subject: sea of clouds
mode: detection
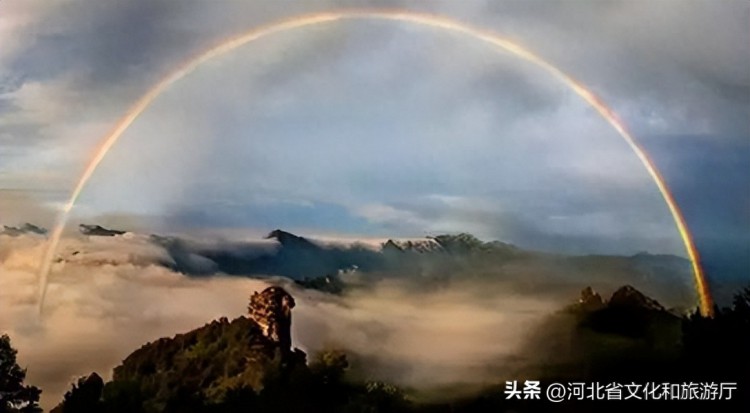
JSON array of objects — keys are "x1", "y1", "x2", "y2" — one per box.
[{"x1": 0, "y1": 233, "x2": 558, "y2": 409}]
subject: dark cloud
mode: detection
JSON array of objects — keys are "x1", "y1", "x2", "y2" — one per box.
[
  {"x1": 7, "y1": 1, "x2": 196, "y2": 83},
  {"x1": 642, "y1": 134, "x2": 750, "y2": 295}
]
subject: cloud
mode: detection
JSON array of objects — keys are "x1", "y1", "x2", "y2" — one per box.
[
  {"x1": 0, "y1": 189, "x2": 57, "y2": 227},
  {"x1": 491, "y1": 0, "x2": 750, "y2": 137},
  {"x1": 354, "y1": 203, "x2": 429, "y2": 229},
  {"x1": 0, "y1": 233, "x2": 562, "y2": 410},
  {"x1": 0, "y1": 248, "x2": 272, "y2": 410},
  {"x1": 0, "y1": 2, "x2": 746, "y2": 282},
  {"x1": 293, "y1": 280, "x2": 558, "y2": 388}
]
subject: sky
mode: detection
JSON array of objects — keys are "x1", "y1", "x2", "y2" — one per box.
[{"x1": 0, "y1": 0, "x2": 748, "y2": 285}]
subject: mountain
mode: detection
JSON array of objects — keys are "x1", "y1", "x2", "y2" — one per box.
[
  {"x1": 572, "y1": 285, "x2": 678, "y2": 338},
  {"x1": 577, "y1": 286, "x2": 605, "y2": 311},
  {"x1": 431, "y1": 233, "x2": 511, "y2": 254},
  {"x1": 108, "y1": 288, "x2": 308, "y2": 411},
  {"x1": 510, "y1": 284, "x2": 685, "y2": 396},
  {"x1": 382, "y1": 238, "x2": 443, "y2": 254},
  {"x1": 50, "y1": 284, "x2": 750, "y2": 412},
  {"x1": 52, "y1": 226, "x2": 695, "y2": 308},
  {"x1": 63, "y1": 287, "x2": 308, "y2": 411},
  {"x1": 0, "y1": 222, "x2": 47, "y2": 236},
  {"x1": 608, "y1": 284, "x2": 666, "y2": 311},
  {"x1": 572, "y1": 285, "x2": 667, "y2": 313},
  {"x1": 381, "y1": 233, "x2": 520, "y2": 256},
  {"x1": 265, "y1": 229, "x2": 320, "y2": 250},
  {"x1": 172, "y1": 230, "x2": 694, "y2": 307},
  {"x1": 79, "y1": 224, "x2": 126, "y2": 237},
  {"x1": 51, "y1": 286, "x2": 411, "y2": 413}
]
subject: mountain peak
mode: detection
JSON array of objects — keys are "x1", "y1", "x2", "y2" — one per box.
[
  {"x1": 430, "y1": 233, "x2": 484, "y2": 253},
  {"x1": 265, "y1": 229, "x2": 296, "y2": 240},
  {"x1": 578, "y1": 286, "x2": 605, "y2": 311},
  {"x1": 79, "y1": 224, "x2": 126, "y2": 237},
  {"x1": 608, "y1": 285, "x2": 665, "y2": 311},
  {"x1": 265, "y1": 229, "x2": 318, "y2": 249},
  {"x1": 382, "y1": 238, "x2": 443, "y2": 253},
  {"x1": 247, "y1": 286, "x2": 295, "y2": 352}
]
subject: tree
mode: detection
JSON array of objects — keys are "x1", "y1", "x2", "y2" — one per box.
[
  {"x1": 680, "y1": 285, "x2": 750, "y2": 409},
  {"x1": 309, "y1": 349, "x2": 349, "y2": 385},
  {"x1": 51, "y1": 373, "x2": 104, "y2": 413},
  {"x1": 731, "y1": 285, "x2": 750, "y2": 323},
  {"x1": 0, "y1": 334, "x2": 41, "y2": 413}
]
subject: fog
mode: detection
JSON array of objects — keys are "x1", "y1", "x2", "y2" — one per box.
[{"x1": 0, "y1": 233, "x2": 563, "y2": 409}]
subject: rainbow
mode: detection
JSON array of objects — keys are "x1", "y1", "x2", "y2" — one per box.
[{"x1": 35, "y1": 10, "x2": 714, "y2": 316}]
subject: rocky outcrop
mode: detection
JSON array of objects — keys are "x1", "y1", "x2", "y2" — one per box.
[
  {"x1": 248, "y1": 287, "x2": 296, "y2": 352},
  {"x1": 106, "y1": 286, "x2": 306, "y2": 409},
  {"x1": 578, "y1": 286, "x2": 605, "y2": 311}
]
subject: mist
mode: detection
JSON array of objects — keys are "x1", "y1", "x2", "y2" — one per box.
[{"x1": 0, "y1": 233, "x2": 566, "y2": 410}]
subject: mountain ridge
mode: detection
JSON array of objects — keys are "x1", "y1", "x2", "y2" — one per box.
[
  {"x1": 39, "y1": 225, "x2": 696, "y2": 308},
  {"x1": 50, "y1": 283, "x2": 743, "y2": 413}
]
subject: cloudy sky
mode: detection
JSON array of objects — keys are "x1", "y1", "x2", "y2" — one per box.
[{"x1": 1, "y1": 1, "x2": 748, "y2": 280}]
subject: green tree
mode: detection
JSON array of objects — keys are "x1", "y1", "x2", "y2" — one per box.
[
  {"x1": 0, "y1": 334, "x2": 41, "y2": 413},
  {"x1": 100, "y1": 381, "x2": 146, "y2": 413}
]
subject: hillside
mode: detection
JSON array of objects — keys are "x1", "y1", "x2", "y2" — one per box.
[
  {"x1": 51, "y1": 286, "x2": 412, "y2": 413},
  {"x1": 49, "y1": 284, "x2": 750, "y2": 412}
]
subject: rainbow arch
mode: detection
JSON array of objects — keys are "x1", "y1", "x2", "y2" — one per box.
[{"x1": 35, "y1": 10, "x2": 714, "y2": 316}]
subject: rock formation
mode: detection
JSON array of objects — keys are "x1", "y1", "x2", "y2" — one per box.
[
  {"x1": 578, "y1": 286, "x2": 605, "y2": 311},
  {"x1": 248, "y1": 286, "x2": 296, "y2": 352},
  {"x1": 108, "y1": 287, "x2": 305, "y2": 408}
]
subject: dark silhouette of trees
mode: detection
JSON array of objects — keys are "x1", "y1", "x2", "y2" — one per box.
[
  {"x1": 0, "y1": 334, "x2": 41, "y2": 413},
  {"x1": 101, "y1": 380, "x2": 146, "y2": 413},
  {"x1": 682, "y1": 285, "x2": 750, "y2": 390},
  {"x1": 50, "y1": 373, "x2": 105, "y2": 413}
]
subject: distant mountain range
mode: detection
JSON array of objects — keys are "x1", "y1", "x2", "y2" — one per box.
[
  {"x1": 149, "y1": 228, "x2": 694, "y2": 308},
  {"x1": 0, "y1": 222, "x2": 47, "y2": 236},
  {"x1": 78, "y1": 224, "x2": 127, "y2": 237},
  {"x1": 14, "y1": 223, "x2": 697, "y2": 308}
]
